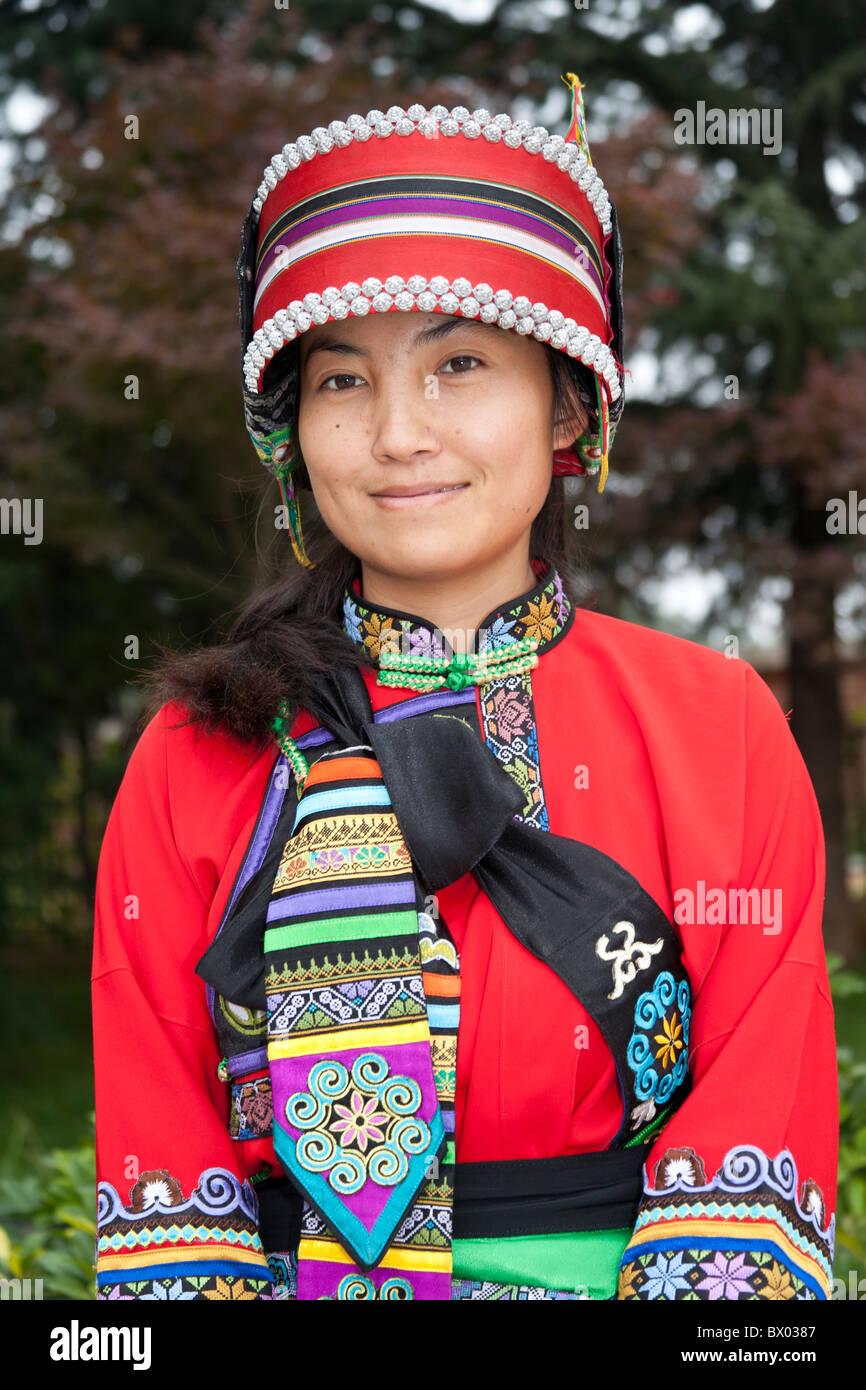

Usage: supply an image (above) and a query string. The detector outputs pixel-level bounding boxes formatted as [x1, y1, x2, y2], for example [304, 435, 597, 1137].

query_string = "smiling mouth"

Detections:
[371, 484, 469, 498]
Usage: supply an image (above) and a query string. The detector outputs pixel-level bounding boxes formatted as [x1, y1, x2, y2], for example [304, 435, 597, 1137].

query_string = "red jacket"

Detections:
[92, 603, 837, 1300]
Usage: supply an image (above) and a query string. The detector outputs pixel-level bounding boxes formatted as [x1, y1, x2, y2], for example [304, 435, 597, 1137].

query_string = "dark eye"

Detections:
[321, 373, 363, 391]
[439, 355, 481, 374]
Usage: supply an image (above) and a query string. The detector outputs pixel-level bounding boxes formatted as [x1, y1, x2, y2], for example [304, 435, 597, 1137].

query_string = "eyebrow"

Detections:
[301, 316, 494, 364]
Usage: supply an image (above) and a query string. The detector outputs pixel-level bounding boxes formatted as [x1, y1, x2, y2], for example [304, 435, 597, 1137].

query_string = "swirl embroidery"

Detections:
[287, 1052, 432, 1194]
[626, 970, 691, 1105]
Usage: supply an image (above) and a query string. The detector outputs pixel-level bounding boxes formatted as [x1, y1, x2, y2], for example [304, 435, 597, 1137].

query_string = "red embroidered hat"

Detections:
[237, 75, 625, 568]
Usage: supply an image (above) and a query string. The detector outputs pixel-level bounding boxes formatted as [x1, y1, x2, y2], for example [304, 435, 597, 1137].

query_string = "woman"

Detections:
[92, 80, 837, 1301]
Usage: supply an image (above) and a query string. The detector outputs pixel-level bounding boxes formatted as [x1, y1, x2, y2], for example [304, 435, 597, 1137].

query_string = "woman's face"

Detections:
[297, 310, 577, 584]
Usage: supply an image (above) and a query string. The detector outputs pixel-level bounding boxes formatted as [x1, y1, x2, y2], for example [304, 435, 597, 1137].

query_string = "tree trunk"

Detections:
[787, 483, 854, 958]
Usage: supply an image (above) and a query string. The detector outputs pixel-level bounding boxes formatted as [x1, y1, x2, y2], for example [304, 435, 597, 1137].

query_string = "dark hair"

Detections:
[137, 343, 598, 751]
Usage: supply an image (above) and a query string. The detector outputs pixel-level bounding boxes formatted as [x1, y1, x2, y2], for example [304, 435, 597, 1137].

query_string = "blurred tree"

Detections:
[2, 0, 864, 960]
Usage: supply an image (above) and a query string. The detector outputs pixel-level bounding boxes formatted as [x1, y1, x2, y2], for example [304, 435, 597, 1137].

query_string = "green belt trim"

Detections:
[447, 1115, 675, 1300]
[451, 1228, 633, 1300]
[264, 909, 419, 950]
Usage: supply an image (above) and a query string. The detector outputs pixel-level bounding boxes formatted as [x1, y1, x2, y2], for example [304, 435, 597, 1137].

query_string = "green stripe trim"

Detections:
[264, 910, 420, 951]
[451, 1228, 634, 1300]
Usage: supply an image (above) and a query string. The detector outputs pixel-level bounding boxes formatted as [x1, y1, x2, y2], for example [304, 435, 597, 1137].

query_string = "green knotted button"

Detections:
[445, 652, 475, 690]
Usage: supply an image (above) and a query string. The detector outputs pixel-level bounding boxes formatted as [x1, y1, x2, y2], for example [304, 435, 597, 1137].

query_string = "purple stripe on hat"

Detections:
[259, 194, 603, 293]
[266, 877, 417, 922]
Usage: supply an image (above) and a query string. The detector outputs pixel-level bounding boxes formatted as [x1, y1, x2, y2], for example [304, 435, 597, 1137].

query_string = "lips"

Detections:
[371, 483, 469, 498]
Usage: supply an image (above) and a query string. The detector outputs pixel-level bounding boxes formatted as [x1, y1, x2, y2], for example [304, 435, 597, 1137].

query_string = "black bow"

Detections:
[196, 662, 685, 1137]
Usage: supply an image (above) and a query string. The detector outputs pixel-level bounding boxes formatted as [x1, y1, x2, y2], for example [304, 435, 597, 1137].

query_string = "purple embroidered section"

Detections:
[206, 753, 290, 1022]
[225, 1046, 269, 1078]
[294, 686, 476, 747]
[374, 688, 478, 721]
[266, 878, 417, 923]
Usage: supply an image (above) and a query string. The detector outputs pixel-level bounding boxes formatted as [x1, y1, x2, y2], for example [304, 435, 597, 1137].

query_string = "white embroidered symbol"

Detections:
[595, 921, 664, 1000]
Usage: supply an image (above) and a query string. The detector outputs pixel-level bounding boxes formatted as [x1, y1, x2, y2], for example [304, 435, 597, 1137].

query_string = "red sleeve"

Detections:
[617, 661, 838, 1300]
[92, 704, 275, 1300]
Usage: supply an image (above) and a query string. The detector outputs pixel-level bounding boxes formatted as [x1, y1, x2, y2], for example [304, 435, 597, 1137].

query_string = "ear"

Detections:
[552, 400, 590, 453]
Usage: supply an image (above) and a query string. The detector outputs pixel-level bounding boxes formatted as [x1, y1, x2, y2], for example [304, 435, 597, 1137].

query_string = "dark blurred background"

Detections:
[1, 0, 865, 1296]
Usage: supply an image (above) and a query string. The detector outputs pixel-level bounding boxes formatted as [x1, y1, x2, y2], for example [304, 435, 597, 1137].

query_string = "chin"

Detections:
[367, 547, 475, 579]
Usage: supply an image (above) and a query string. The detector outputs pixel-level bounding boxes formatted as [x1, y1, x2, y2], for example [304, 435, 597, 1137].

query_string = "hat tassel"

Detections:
[275, 461, 315, 570]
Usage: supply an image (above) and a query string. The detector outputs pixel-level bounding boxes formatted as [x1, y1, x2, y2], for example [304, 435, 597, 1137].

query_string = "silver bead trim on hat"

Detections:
[243, 276, 623, 403]
[251, 105, 612, 234]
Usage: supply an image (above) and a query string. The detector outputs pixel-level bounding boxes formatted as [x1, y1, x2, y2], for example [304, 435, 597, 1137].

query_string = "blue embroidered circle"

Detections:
[334, 1274, 414, 1300]
[626, 971, 690, 1105]
[286, 1051, 431, 1194]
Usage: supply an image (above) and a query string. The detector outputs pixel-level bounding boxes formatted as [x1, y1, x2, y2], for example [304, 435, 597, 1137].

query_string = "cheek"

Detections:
[298, 398, 363, 484]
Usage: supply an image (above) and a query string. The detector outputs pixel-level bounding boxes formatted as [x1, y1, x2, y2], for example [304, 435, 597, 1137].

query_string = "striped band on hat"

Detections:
[244, 101, 622, 410]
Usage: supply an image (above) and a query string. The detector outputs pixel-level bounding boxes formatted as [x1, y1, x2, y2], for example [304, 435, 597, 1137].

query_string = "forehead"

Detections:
[299, 311, 510, 362]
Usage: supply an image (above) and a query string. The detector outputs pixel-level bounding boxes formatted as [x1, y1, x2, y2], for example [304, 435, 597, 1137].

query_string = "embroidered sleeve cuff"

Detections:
[615, 1143, 835, 1300]
[96, 1165, 275, 1301]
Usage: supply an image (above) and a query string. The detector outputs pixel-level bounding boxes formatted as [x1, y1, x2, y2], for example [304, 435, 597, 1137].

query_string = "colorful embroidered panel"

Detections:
[617, 1143, 835, 1300]
[341, 561, 574, 666]
[341, 563, 573, 829]
[263, 752, 458, 1296]
[96, 1166, 274, 1297]
[230, 1074, 273, 1140]
[478, 671, 548, 829]
[266, 1249, 298, 1300]
[100, 1272, 275, 1301]
[261, 1246, 590, 1300]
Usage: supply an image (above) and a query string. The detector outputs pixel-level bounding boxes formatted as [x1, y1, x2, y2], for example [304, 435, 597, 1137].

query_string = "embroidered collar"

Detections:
[341, 559, 574, 665]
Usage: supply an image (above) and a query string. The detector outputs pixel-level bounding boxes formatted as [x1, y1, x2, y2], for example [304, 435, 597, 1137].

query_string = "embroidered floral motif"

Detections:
[340, 562, 573, 666]
[757, 1261, 798, 1300]
[478, 673, 548, 829]
[288, 1053, 432, 1194]
[519, 591, 562, 645]
[128, 1170, 183, 1212]
[99, 1274, 275, 1301]
[626, 970, 691, 1106]
[653, 1145, 706, 1188]
[618, 1247, 813, 1301]
[640, 1250, 693, 1298]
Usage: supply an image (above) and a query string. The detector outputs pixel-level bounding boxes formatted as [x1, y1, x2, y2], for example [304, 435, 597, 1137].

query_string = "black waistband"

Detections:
[254, 1145, 650, 1251]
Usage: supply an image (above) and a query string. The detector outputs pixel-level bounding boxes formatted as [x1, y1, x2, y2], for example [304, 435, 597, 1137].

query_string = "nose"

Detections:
[368, 370, 442, 465]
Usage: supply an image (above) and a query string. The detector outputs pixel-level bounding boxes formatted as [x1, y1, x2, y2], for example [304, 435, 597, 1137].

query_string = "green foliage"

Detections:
[0, 1111, 96, 1300]
[828, 954, 866, 1282]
